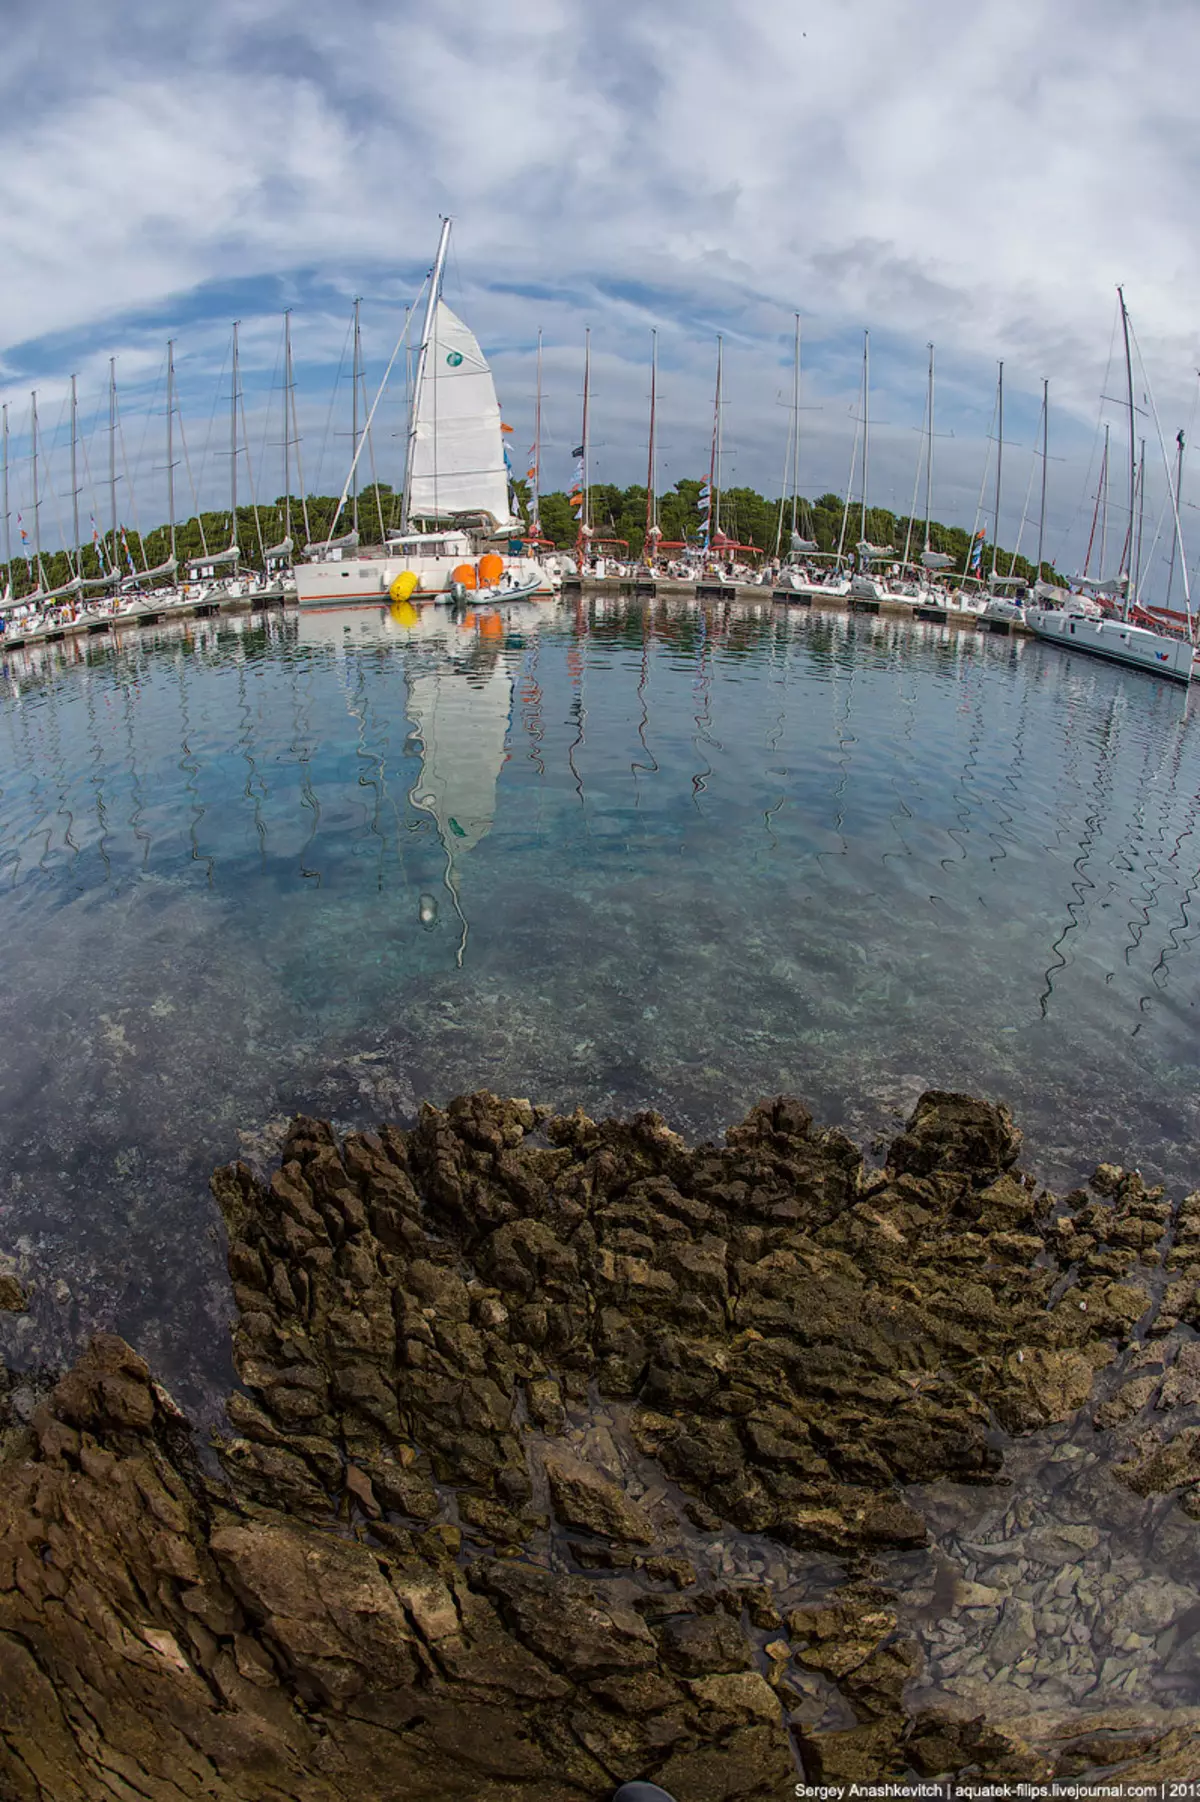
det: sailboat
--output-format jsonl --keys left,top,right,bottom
{"left": 187, "top": 324, "right": 244, "bottom": 596}
{"left": 773, "top": 316, "right": 820, "bottom": 596}
{"left": 844, "top": 333, "right": 898, "bottom": 605}
{"left": 296, "top": 220, "right": 554, "bottom": 608}
{"left": 1025, "top": 289, "right": 1194, "bottom": 683}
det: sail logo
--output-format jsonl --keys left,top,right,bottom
{"left": 446, "top": 350, "right": 463, "bottom": 367}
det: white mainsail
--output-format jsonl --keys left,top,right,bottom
{"left": 407, "top": 662, "right": 512, "bottom": 854}
{"left": 407, "top": 300, "right": 514, "bottom": 530}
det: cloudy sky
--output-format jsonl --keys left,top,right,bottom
{"left": 3, "top": 0, "right": 1199, "bottom": 590}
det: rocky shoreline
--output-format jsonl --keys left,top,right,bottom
{"left": 1, "top": 1088, "right": 1199, "bottom": 1796}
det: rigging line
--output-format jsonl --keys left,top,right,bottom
{"left": 196, "top": 340, "right": 230, "bottom": 534}
{"left": 360, "top": 357, "right": 388, "bottom": 545}
{"left": 326, "top": 287, "right": 425, "bottom": 543}
{"left": 115, "top": 382, "right": 148, "bottom": 571}
{"left": 237, "top": 377, "right": 267, "bottom": 566}
{"left": 255, "top": 322, "right": 285, "bottom": 529}
{"left": 1007, "top": 391, "right": 1043, "bottom": 575}
{"left": 1128, "top": 314, "right": 1193, "bottom": 625}
{"left": 176, "top": 381, "right": 208, "bottom": 558}
{"left": 313, "top": 314, "right": 353, "bottom": 506}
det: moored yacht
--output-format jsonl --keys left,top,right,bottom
{"left": 296, "top": 222, "right": 555, "bottom": 609}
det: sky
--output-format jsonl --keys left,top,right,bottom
{"left": 2, "top": 0, "right": 1200, "bottom": 593}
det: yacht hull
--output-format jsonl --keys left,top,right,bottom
{"left": 1025, "top": 608, "right": 1193, "bottom": 684}
{"left": 295, "top": 554, "right": 554, "bottom": 608}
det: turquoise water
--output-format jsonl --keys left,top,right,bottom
{"left": 2, "top": 595, "right": 1199, "bottom": 1413}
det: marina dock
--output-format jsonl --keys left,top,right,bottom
{"left": 1, "top": 574, "right": 1030, "bottom": 655}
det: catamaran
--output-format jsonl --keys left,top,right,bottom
{"left": 1025, "top": 290, "right": 1195, "bottom": 684}
{"left": 296, "top": 220, "right": 555, "bottom": 608}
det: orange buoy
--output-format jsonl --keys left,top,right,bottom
{"left": 451, "top": 563, "right": 477, "bottom": 590}
{"left": 479, "top": 610, "right": 504, "bottom": 637}
{"left": 478, "top": 552, "right": 503, "bottom": 587}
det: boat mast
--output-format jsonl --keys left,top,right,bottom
{"left": 282, "top": 314, "right": 291, "bottom": 548}
{"left": 923, "top": 343, "right": 935, "bottom": 553}
{"left": 1036, "top": 378, "right": 1048, "bottom": 582}
{"left": 860, "top": 330, "right": 869, "bottom": 549}
{"left": 1118, "top": 285, "right": 1136, "bottom": 620}
{"left": 790, "top": 314, "right": 801, "bottom": 542}
{"left": 581, "top": 326, "right": 592, "bottom": 545}
{"left": 230, "top": 322, "right": 240, "bottom": 561}
{"left": 1166, "top": 429, "right": 1185, "bottom": 609}
{"left": 402, "top": 216, "right": 452, "bottom": 533}
{"left": 285, "top": 313, "right": 311, "bottom": 547}
{"left": 70, "top": 374, "right": 80, "bottom": 579}
{"left": 1134, "top": 437, "right": 1146, "bottom": 601}
{"left": 108, "top": 359, "right": 118, "bottom": 587}
{"left": 706, "top": 335, "right": 723, "bottom": 550}
{"left": 1, "top": 404, "right": 9, "bottom": 596}
{"left": 31, "top": 392, "right": 44, "bottom": 591}
{"left": 991, "top": 361, "right": 1004, "bottom": 582}
{"left": 166, "top": 341, "right": 177, "bottom": 569}
{"left": 352, "top": 297, "right": 361, "bottom": 538}
{"left": 645, "top": 328, "right": 658, "bottom": 558}
{"left": 532, "top": 326, "right": 542, "bottom": 536}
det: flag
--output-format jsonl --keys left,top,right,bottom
{"left": 968, "top": 528, "right": 985, "bottom": 578}
{"left": 526, "top": 467, "right": 537, "bottom": 481}
{"left": 18, "top": 512, "right": 27, "bottom": 545}
{"left": 571, "top": 444, "right": 585, "bottom": 460}
{"left": 500, "top": 423, "right": 514, "bottom": 433}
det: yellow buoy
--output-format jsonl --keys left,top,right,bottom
{"left": 389, "top": 570, "right": 419, "bottom": 603}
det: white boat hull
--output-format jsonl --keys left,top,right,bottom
{"left": 295, "top": 552, "right": 555, "bottom": 608}
{"left": 1025, "top": 608, "right": 1193, "bottom": 684}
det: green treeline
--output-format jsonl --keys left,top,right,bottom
{"left": 3, "top": 480, "right": 1062, "bottom": 599}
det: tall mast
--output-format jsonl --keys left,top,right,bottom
{"left": 645, "top": 328, "right": 658, "bottom": 555}
{"left": 282, "top": 313, "right": 292, "bottom": 546}
{"left": 706, "top": 335, "right": 722, "bottom": 550}
{"left": 70, "top": 374, "right": 80, "bottom": 578}
{"left": 166, "top": 341, "right": 177, "bottom": 568}
{"left": 31, "top": 391, "right": 43, "bottom": 590}
{"left": 1118, "top": 285, "right": 1136, "bottom": 619}
{"left": 923, "top": 342, "right": 935, "bottom": 551}
{"left": 352, "top": 297, "right": 361, "bottom": 537}
{"left": 532, "top": 327, "right": 542, "bottom": 535}
{"left": 230, "top": 321, "right": 240, "bottom": 559}
{"left": 859, "top": 330, "right": 870, "bottom": 548}
{"left": 1036, "top": 378, "right": 1048, "bottom": 581}
{"left": 1134, "top": 437, "right": 1146, "bottom": 601}
{"left": 1, "top": 404, "right": 9, "bottom": 594}
{"left": 286, "top": 313, "right": 311, "bottom": 547}
{"left": 990, "top": 361, "right": 1004, "bottom": 581}
{"left": 402, "top": 216, "right": 452, "bottom": 532}
{"left": 1166, "top": 429, "right": 1186, "bottom": 609}
{"left": 790, "top": 314, "right": 801, "bottom": 540}
{"left": 582, "top": 326, "right": 591, "bottom": 538}
{"left": 109, "top": 358, "right": 118, "bottom": 587}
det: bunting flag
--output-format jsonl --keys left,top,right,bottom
{"left": 121, "top": 526, "right": 136, "bottom": 575}
{"left": 968, "top": 528, "right": 985, "bottom": 578}
{"left": 501, "top": 423, "right": 514, "bottom": 434}
{"left": 526, "top": 467, "right": 537, "bottom": 482}
{"left": 18, "top": 513, "right": 27, "bottom": 546}
{"left": 571, "top": 444, "right": 585, "bottom": 460}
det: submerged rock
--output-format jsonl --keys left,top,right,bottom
{"left": 1, "top": 1085, "right": 1197, "bottom": 1795}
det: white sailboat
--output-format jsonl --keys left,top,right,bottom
{"left": 1025, "top": 290, "right": 1194, "bottom": 684}
{"left": 296, "top": 220, "right": 554, "bottom": 608}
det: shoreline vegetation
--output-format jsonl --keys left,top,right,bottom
{"left": 1, "top": 1087, "right": 1198, "bottom": 1792}
{"left": 2, "top": 481, "right": 1065, "bottom": 601}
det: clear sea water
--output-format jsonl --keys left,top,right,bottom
{"left": 2, "top": 593, "right": 1199, "bottom": 1415}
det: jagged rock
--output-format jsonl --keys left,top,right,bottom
{"left": 544, "top": 1448, "right": 655, "bottom": 1543}
{"left": 0, "top": 1271, "right": 27, "bottom": 1311}
{"left": 4, "top": 1085, "right": 1200, "bottom": 1796}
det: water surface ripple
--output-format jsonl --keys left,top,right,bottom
{"left": 2, "top": 596, "right": 1199, "bottom": 1414}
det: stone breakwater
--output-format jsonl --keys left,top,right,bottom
{"left": 1, "top": 1088, "right": 1199, "bottom": 1796}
